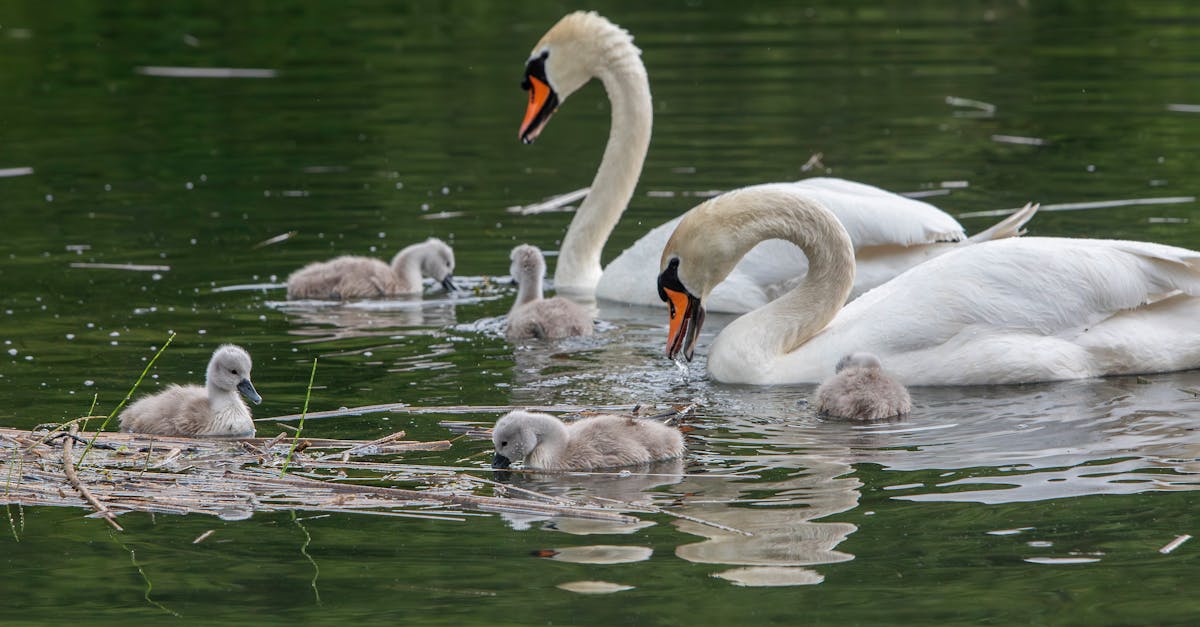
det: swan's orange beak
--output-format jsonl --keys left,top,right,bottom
{"left": 519, "top": 75, "right": 559, "bottom": 144}
{"left": 659, "top": 258, "right": 705, "bottom": 362}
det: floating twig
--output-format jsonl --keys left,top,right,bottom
{"left": 62, "top": 426, "right": 123, "bottom": 531}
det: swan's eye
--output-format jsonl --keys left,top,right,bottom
{"left": 500, "top": 441, "right": 508, "bottom": 447}
{"left": 231, "top": 369, "right": 239, "bottom": 375}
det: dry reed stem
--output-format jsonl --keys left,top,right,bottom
{"left": 61, "top": 426, "right": 123, "bottom": 531}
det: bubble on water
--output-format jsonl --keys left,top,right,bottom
{"left": 394, "top": 182, "right": 403, "bottom": 190}
{"left": 84, "top": 380, "right": 95, "bottom": 387}
{"left": 104, "top": 183, "right": 112, "bottom": 191}
{"left": 87, "top": 322, "right": 95, "bottom": 328}
{"left": 65, "top": 333, "right": 75, "bottom": 340}
{"left": 378, "top": 232, "right": 386, "bottom": 238}
{"left": 6, "top": 348, "right": 16, "bottom": 356}
{"left": 152, "top": 273, "right": 162, "bottom": 281}
{"left": 24, "top": 355, "right": 32, "bottom": 360}
{"left": 109, "top": 331, "right": 120, "bottom": 337}
{"left": 185, "top": 181, "right": 194, "bottom": 190}
{"left": 110, "top": 341, "right": 118, "bottom": 346}
{"left": 421, "top": 203, "right": 430, "bottom": 211}
{"left": 198, "top": 329, "right": 207, "bottom": 335}
{"left": 45, "top": 194, "right": 53, "bottom": 202}
{"left": 441, "top": 186, "right": 449, "bottom": 195}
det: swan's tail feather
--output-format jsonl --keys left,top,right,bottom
{"left": 966, "top": 202, "right": 1039, "bottom": 243}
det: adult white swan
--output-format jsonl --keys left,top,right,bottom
{"left": 657, "top": 184, "right": 1200, "bottom": 385}
{"left": 519, "top": 11, "right": 1036, "bottom": 313}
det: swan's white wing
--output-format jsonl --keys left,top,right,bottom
{"left": 782, "top": 237, "right": 1200, "bottom": 385}
{"left": 792, "top": 177, "right": 966, "bottom": 246}
{"left": 595, "top": 178, "right": 967, "bottom": 313}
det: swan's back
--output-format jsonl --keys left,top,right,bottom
{"left": 119, "top": 384, "right": 217, "bottom": 435}
{"left": 506, "top": 297, "right": 594, "bottom": 340}
{"left": 560, "top": 414, "right": 685, "bottom": 470}
{"left": 815, "top": 354, "right": 911, "bottom": 421}
{"left": 788, "top": 237, "right": 1200, "bottom": 385}
{"left": 286, "top": 255, "right": 402, "bottom": 300}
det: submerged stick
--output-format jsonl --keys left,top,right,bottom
{"left": 62, "top": 426, "right": 123, "bottom": 531}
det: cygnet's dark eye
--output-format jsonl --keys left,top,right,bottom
{"left": 231, "top": 369, "right": 239, "bottom": 375}
{"left": 500, "top": 441, "right": 508, "bottom": 447}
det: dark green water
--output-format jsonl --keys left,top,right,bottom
{"left": 2, "top": 0, "right": 1199, "bottom": 623}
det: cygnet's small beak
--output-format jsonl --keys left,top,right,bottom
{"left": 237, "top": 379, "right": 262, "bottom": 405}
{"left": 440, "top": 274, "right": 458, "bottom": 292}
{"left": 491, "top": 453, "right": 512, "bottom": 469}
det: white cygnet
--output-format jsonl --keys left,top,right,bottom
{"left": 815, "top": 352, "right": 911, "bottom": 421}
{"left": 491, "top": 410, "right": 685, "bottom": 471}
{"left": 505, "top": 244, "right": 593, "bottom": 341}
{"left": 118, "top": 344, "right": 262, "bottom": 437}
{"left": 286, "top": 237, "right": 456, "bottom": 300}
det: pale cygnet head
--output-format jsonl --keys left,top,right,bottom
{"left": 206, "top": 344, "right": 261, "bottom": 404}
{"left": 491, "top": 410, "right": 546, "bottom": 469}
{"left": 835, "top": 352, "right": 883, "bottom": 373}
{"left": 509, "top": 244, "right": 546, "bottom": 287}
{"left": 395, "top": 237, "right": 457, "bottom": 291}
{"left": 519, "top": 11, "right": 636, "bottom": 143}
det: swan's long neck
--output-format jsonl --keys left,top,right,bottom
{"left": 390, "top": 244, "right": 425, "bottom": 287}
{"left": 514, "top": 268, "right": 544, "bottom": 307}
{"left": 554, "top": 38, "right": 651, "bottom": 294}
{"left": 525, "top": 414, "right": 570, "bottom": 469}
{"left": 704, "top": 189, "right": 856, "bottom": 364}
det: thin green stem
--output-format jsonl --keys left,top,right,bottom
{"left": 80, "top": 332, "right": 176, "bottom": 467}
{"left": 281, "top": 357, "right": 318, "bottom": 477}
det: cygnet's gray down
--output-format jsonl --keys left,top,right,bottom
{"left": 505, "top": 244, "right": 592, "bottom": 341}
{"left": 815, "top": 352, "right": 911, "bottom": 421}
{"left": 118, "top": 344, "right": 262, "bottom": 437}
{"left": 286, "top": 237, "right": 456, "bottom": 300}
{"left": 491, "top": 410, "right": 685, "bottom": 471}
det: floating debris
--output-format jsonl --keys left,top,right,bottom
{"left": 801, "top": 152, "right": 825, "bottom": 172}
{"left": 69, "top": 262, "right": 171, "bottom": 272}
{"left": 135, "top": 66, "right": 278, "bottom": 78}
{"left": 0, "top": 166, "right": 34, "bottom": 178}
{"left": 1166, "top": 104, "right": 1200, "bottom": 113}
{"left": 0, "top": 426, "right": 638, "bottom": 526}
{"left": 901, "top": 189, "right": 952, "bottom": 199}
{"left": 1159, "top": 534, "right": 1192, "bottom": 554}
{"left": 253, "top": 231, "right": 297, "bottom": 249}
{"left": 945, "top": 96, "right": 996, "bottom": 117}
{"left": 421, "top": 211, "right": 465, "bottom": 220}
{"left": 506, "top": 187, "right": 590, "bottom": 215}
{"left": 1147, "top": 217, "right": 1188, "bottom": 224}
{"left": 990, "top": 134, "right": 1048, "bottom": 146}
{"left": 958, "top": 196, "right": 1195, "bottom": 219}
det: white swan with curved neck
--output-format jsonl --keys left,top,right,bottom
{"left": 519, "top": 11, "right": 1037, "bottom": 313}
{"left": 658, "top": 184, "right": 1200, "bottom": 386}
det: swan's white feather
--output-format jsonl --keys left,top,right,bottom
{"left": 709, "top": 237, "right": 1200, "bottom": 385}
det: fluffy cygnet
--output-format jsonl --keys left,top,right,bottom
{"left": 505, "top": 244, "right": 593, "bottom": 341}
{"left": 286, "top": 237, "right": 457, "bottom": 300}
{"left": 815, "top": 352, "right": 911, "bottom": 421}
{"left": 119, "top": 344, "right": 262, "bottom": 437}
{"left": 491, "top": 410, "right": 686, "bottom": 471}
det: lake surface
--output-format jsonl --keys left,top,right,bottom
{"left": 2, "top": 0, "right": 1199, "bottom": 623}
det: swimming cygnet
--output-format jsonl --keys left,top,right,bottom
{"left": 505, "top": 244, "right": 593, "bottom": 341}
{"left": 815, "top": 352, "right": 911, "bottom": 421}
{"left": 119, "top": 344, "right": 262, "bottom": 437}
{"left": 491, "top": 410, "right": 685, "bottom": 471}
{"left": 286, "top": 237, "right": 457, "bottom": 300}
